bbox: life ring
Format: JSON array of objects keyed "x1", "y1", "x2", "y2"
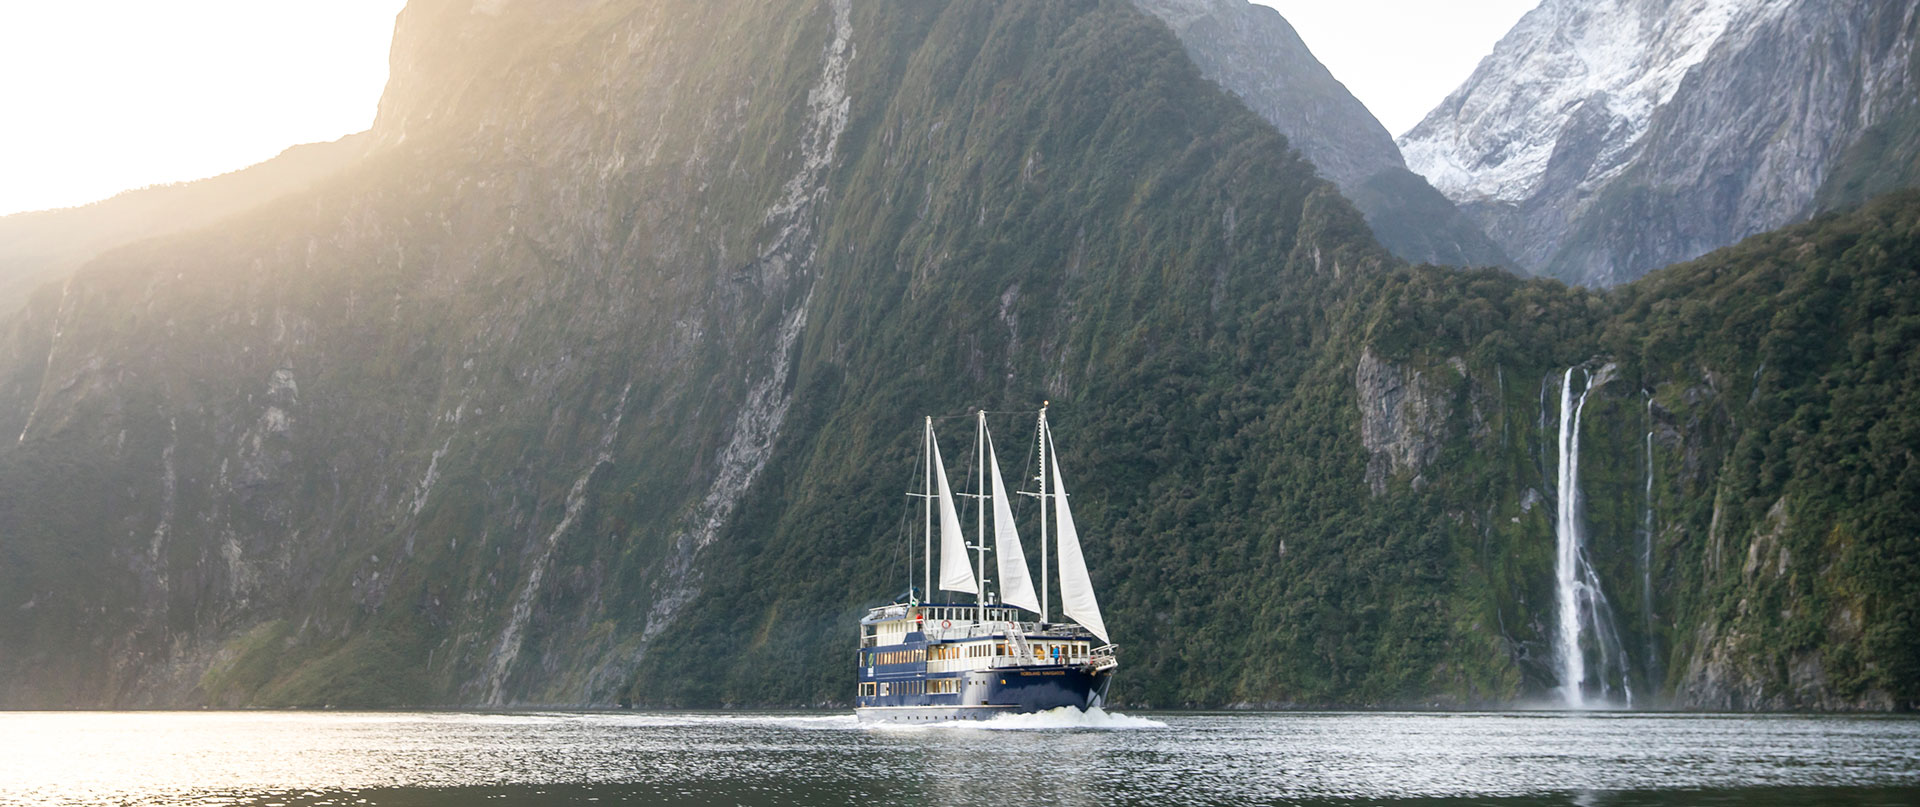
[{"x1": 940, "y1": 619, "x2": 952, "y2": 629}]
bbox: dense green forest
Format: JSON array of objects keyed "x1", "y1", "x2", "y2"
[
  {"x1": 620, "y1": 3, "x2": 1920, "y2": 709},
  {"x1": 0, "y1": 0, "x2": 1913, "y2": 711}
]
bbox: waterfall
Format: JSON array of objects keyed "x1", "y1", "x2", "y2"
[
  {"x1": 1553, "y1": 368, "x2": 1634, "y2": 708},
  {"x1": 1640, "y1": 397, "x2": 1659, "y2": 682},
  {"x1": 1553, "y1": 370, "x2": 1590, "y2": 707}
]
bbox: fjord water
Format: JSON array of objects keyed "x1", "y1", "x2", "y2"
[{"x1": 3, "y1": 711, "x2": 1918, "y2": 806}]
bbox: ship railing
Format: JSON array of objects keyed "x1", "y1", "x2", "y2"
[
  {"x1": 917, "y1": 618, "x2": 1100, "y2": 644},
  {"x1": 921, "y1": 620, "x2": 1015, "y2": 641},
  {"x1": 1091, "y1": 643, "x2": 1119, "y2": 673}
]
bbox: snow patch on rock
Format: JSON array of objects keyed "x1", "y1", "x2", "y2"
[{"x1": 1400, "y1": 0, "x2": 1790, "y2": 204}]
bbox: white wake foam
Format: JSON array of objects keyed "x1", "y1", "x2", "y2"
[
  {"x1": 978, "y1": 706, "x2": 1167, "y2": 730},
  {"x1": 868, "y1": 706, "x2": 1167, "y2": 731},
  {"x1": 591, "y1": 712, "x2": 861, "y2": 731}
]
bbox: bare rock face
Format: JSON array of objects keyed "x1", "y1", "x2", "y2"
[
  {"x1": 1132, "y1": 0, "x2": 1511, "y2": 269},
  {"x1": 1403, "y1": 0, "x2": 1920, "y2": 286},
  {"x1": 1354, "y1": 347, "x2": 1450, "y2": 496}
]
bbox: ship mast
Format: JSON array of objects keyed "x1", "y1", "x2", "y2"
[
  {"x1": 975, "y1": 409, "x2": 988, "y2": 626},
  {"x1": 1038, "y1": 404, "x2": 1050, "y2": 625},
  {"x1": 923, "y1": 416, "x2": 932, "y2": 603}
]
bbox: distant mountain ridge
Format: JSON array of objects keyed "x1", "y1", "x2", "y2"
[
  {"x1": 1132, "y1": 0, "x2": 1512, "y2": 269},
  {"x1": 1402, "y1": 0, "x2": 1920, "y2": 286},
  {"x1": 0, "y1": 134, "x2": 369, "y2": 313}
]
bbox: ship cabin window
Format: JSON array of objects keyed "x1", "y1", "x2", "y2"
[
  {"x1": 859, "y1": 683, "x2": 876, "y2": 697},
  {"x1": 872, "y1": 648, "x2": 926, "y2": 665}
]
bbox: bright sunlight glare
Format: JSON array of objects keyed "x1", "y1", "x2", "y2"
[{"x1": 0, "y1": 1, "x2": 406, "y2": 217}]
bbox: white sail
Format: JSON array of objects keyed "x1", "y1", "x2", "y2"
[
  {"x1": 932, "y1": 436, "x2": 978, "y2": 595},
  {"x1": 1047, "y1": 431, "x2": 1108, "y2": 643},
  {"x1": 987, "y1": 432, "x2": 1041, "y2": 613}
]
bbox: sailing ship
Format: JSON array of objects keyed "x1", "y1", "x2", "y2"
[{"x1": 854, "y1": 406, "x2": 1119, "y2": 723}]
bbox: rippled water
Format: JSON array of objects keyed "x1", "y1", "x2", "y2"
[{"x1": 1, "y1": 709, "x2": 1917, "y2": 806}]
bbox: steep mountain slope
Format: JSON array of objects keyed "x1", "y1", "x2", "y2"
[
  {"x1": 1131, "y1": 0, "x2": 1511, "y2": 269},
  {"x1": 0, "y1": 0, "x2": 1374, "y2": 708},
  {"x1": 0, "y1": 0, "x2": 1913, "y2": 713},
  {"x1": 1402, "y1": 0, "x2": 1920, "y2": 286},
  {"x1": 0, "y1": 134, "x2": 369, "y2": 313},
  {"x1": 1, "y1": 0, "x2": 873, "y2": 707}
]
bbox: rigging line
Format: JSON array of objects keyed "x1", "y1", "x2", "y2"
[
  {"x1": 1008, "y1": 413, "x2": 1040, "y2": 523},
  {"x1": 896, "y1": 491, "x2": 913, "y2": 599}
]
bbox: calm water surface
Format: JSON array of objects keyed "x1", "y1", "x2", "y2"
[{"x1": 1, "y1": 709, "x2": 1917, "y2": 806}]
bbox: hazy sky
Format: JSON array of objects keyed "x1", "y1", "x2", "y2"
[
  {"x1": 1259, "y1": 0, "x2": 1540, "y2": 136},
  {"x1": 0, "y1": 1, "x2": 1537, "y2": 218},
  {"x1": 0, "y1": 0, "x2": 406, "y2": 217}
]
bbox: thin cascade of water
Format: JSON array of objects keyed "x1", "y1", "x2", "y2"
[
  {"x1": 1579, "y1": 552, "x2": 1634, "y2": 705},
  {"x1": 1641, "y1": 396, "x2": 1659, "y2": 680},
  {"x1": 1554, "y1": 367, "x2": 1634, "y2": 708}
]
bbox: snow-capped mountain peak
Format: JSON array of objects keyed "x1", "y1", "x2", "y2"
[{"x1": 1400, "y1": 0, "x2": 1789, "y2": 205}]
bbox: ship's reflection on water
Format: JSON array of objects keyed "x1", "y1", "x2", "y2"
[{"x1": 2, "y1": 709, "x2": 1917, "y2": 806}]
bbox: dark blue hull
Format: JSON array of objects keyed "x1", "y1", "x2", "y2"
[{"x1": 855, "y1": 664, "x2": 1113, "y2": 723}]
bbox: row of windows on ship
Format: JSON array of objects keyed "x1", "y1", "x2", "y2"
[
  {"x1": 912, "y1": 607, "x2": 1025, "y2": 623},
  {"x1": 857, "y1": 679, "x2": 960, "y2": 697},
  {"x1": 863, "y1": 642, "x2": 1091, "y2": 666}
]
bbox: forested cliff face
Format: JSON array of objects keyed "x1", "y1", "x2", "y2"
[{"x1": 0, "y1": 0, "x2": 1913, "y2": 712}]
